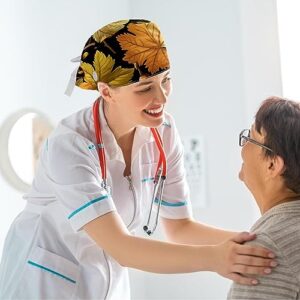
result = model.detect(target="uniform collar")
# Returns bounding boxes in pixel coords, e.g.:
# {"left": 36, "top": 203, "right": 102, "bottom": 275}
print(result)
{"left": 96, "top": 97, "right": 155, "bottom": 163}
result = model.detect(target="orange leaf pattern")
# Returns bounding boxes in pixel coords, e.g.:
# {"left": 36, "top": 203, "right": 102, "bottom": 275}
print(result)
{"left": 117, "top": 22, "right": 170, "bottom": 74}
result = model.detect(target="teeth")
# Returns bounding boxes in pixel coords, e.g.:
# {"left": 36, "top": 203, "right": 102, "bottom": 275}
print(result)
{"left": 144, "top": 107, "right": 163, "bottom": 115}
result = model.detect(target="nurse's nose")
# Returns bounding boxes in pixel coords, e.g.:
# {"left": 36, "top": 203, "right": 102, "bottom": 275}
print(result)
{"left": 153, "top": 86, "right": 168, "bottom": 105}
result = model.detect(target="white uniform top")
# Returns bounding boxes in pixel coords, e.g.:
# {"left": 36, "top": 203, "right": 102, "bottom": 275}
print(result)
{"left": 0, "top": 98, "right": 192, "bottom": 300}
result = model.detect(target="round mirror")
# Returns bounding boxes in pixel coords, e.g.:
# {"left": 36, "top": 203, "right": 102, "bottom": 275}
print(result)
{"left": 0, "top": 109, "right": 53, "bottom": 192}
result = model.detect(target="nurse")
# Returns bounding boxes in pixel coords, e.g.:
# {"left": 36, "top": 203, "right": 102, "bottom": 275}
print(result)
{"left": 0, "top": 19, "right": 277, "bottom": 299}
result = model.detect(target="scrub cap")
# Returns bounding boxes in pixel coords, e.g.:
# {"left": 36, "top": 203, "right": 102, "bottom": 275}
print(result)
{"left": 73, "top": 19, "right": 170, "bottom": 92}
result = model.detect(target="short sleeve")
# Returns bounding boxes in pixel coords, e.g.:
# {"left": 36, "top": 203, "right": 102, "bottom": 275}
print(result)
{"left": 227, "top": 233, "right": 299, "bottom": 300}
{"left": 157, "top": 115, "right": 193, "bottom": 219}
{"left": 46, "top": 133, "right": 116, "bottom": 232}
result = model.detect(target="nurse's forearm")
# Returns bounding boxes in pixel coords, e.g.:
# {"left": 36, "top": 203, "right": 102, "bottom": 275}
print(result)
{"left": 118, "top": 235, "right": 215, "bottom": 273}
{"left": 84, "top": 212, "right": 275, "bottom": 280}
{"left": 161, "top": 218, "right": 237, "bottom": 245}
{"left": 84, "top": 211, "right": 215, "bottom": 274}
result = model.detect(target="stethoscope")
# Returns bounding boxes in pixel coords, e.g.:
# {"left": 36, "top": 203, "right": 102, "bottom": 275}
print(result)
{"left": 92, "top": 98, "right": 167, "bottom": 235}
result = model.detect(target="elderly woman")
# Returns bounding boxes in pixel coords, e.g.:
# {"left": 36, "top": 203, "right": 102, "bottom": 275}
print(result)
{"left": 228, "top": 96, "right": 300, "bottom": 299}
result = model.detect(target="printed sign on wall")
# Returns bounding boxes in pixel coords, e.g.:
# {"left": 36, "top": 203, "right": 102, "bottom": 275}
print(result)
{"left": 182, "top": 135, "right": 206, "bottom": 208}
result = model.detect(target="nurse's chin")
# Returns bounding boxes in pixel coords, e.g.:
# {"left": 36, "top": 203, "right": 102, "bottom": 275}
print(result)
{"left": 142, "top": 114, "right": 164, "bottom": 127}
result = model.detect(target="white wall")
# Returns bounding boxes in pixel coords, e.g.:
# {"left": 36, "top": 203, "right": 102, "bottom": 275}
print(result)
{"left": 0, "top": 1, "right": 282, "bottom": 299}
{"left": 277, "top": 0, "right": 300, "bottom": 99}
{"left": 240, "top": 0, "right": 282, "bottom": 125}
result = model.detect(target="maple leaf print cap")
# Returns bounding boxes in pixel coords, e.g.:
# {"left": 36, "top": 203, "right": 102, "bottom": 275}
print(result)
{"left": 74, "top": 19, "right": 170, "bottom": 91}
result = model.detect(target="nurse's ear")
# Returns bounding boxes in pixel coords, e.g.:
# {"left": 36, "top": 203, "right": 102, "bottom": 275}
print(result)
{"left": 97, "top": 82, "right": 115, "bottom": 103}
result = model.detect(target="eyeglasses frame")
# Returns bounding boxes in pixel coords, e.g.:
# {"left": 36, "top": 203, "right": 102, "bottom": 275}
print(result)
{"left": 239, "top": 129, "right": 274, "bottom": 153}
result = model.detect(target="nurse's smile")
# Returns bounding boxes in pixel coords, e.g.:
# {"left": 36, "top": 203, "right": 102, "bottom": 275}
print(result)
{"left": 143, "top": 106, "right": 164, "bottom": 118}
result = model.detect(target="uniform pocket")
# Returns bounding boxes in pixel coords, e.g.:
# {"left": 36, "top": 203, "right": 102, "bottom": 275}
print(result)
{"left": 13, "top": 246, "right": 79, "bottom": 299}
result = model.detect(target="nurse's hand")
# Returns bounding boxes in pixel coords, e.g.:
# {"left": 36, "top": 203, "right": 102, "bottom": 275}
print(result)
{"left": 212, "top": 231, "right": 277, "bottom": 285}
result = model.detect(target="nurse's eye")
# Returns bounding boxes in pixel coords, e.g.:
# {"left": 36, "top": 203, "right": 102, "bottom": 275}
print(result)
{"left": 137, "top": 86, "right": 152, "bottom": 93}
{"left": 162, "top": 77, "right": 171, "bottom": 84}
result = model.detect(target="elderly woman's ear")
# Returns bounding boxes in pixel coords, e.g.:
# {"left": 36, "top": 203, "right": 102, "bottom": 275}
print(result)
{"left": 267, "top": 155, "right": 285, "bottom": 178}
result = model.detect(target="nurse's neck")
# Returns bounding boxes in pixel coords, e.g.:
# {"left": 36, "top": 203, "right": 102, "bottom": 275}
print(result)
{"left": 102, "top": 100, "right": 135, "bottom": 152}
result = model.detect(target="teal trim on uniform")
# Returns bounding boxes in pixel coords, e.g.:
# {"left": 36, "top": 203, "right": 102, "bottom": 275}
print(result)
{"left": 68, "top": 195, "right": 109, "bottom": 219}
{"left": 27, "top": 260, "right": 76, "bottom": 284}
{"left": 162, "top": 121, "right": 171, "bottom": 128}
{"left": 46, "top": 139, "right": 49, "bottom": 151}
{"left": 154, "top": 198, "right": 186, "bottom": 207}
{"left": 142, "top": 177, "right": 155, "bottom": 183}
{"left": 88, "top": 144, "right": 96, "bottom": 150}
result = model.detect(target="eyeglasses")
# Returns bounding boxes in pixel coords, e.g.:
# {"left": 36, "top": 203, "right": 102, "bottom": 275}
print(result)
{"left": 239, "top": 129, "right": 274, "bottom": 153}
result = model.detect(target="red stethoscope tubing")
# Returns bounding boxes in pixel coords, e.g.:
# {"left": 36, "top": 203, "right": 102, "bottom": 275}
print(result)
{"left": 92, "top": 98, "right": 167, "bottom": 186}
{"left": 150, "top": 128, "right": 167, "bottom": 180}
{"left": 93, "top": 99, "right": 107, "bottom": 182}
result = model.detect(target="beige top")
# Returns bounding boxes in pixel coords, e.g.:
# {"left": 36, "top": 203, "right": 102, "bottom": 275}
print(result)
{"left": 228, "top": 200, "right": 300, "bottom": 300}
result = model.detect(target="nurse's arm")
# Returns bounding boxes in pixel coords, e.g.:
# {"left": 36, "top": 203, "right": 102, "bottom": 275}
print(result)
{"left": 161, "top": 217, "right": 237, "bottom": 245}
{"left": 84, "top": 211, "right": 275, "bottom": 284}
